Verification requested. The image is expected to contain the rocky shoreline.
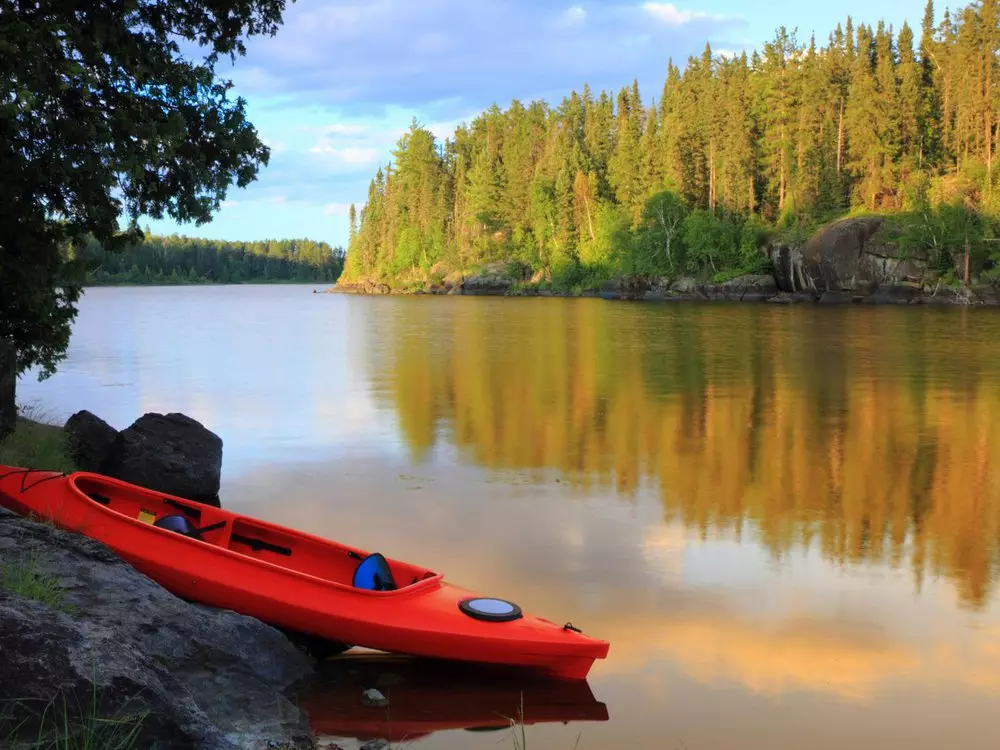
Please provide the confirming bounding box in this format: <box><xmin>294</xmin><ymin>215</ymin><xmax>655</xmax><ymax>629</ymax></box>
<box><xmin>0</xmin><ymin>506</ymin><xmax>318</xmax><ymax>750</ymax></box>
<box><xmin>0</xmin><ymin>410</ymin><xmax>327</xmax><ymax>749</ymax></box>
<box><xmin>329</xmin><ymin>216</ymin><xmax>1000</xmax><ymax>307</ymax></box>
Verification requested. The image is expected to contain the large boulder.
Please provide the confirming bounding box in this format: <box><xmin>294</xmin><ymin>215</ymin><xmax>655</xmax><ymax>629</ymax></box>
<box><xmin>105</xmin><ymin>413</ymin><xmax>223</xmax><ymax>505</ymax></box>
<box><xmin>0</xmin><ymin>508</ymin><xmax>316</xmax><ymax>749</ymax></box>
<box><xmin>64</xmin><ymin>410</ymin><xmax>119</xmax><ymax>472</ymax></box>
<box><xmin>767</xmin><ymin>217</ymin><xmax>930</xmax><ymax>295</ymax></box>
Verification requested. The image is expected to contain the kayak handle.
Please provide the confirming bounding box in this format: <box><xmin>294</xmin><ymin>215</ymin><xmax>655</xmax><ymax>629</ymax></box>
<box><xmin>563</xmin><ymin>622</ymin><xmax>583</xmax><ymax>633</ymax></box>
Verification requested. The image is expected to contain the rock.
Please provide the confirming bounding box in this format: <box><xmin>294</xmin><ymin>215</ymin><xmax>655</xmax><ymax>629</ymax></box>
<box><xmin>0</xmin><ymin>508</ymin><xmax>316</xmax><ymax>749</ymax></box>
<box><xmin>718</xmin><ymin>274</ymin><xmax>779</xmax><ymax>302</ymax></box>
<box><xmin>702</xmin><ymin>284</ymin><xmax>730</xmax><ymax>301</ymax></box>
<box><xmin>460</xmin><ymin>263</ymin><xmax>512</xmax><ymax>296</ymax></box>
<box><xmin>767</xmin><ymin>243</ymin><xmax>804</xmax><ymax>293</ymax></box>
<box><xmin>105</xmin><ymin>413</ymin><xmax>223</xmax><ymax>505</ymax></box>
<box><xmin>969</xmin><ymin>284</ymin><xmax>1000</xmax><ymax>306</ymax></box>
<box><xmin>862</xmin><ymin>283</ymin><xmax>923</xmax><ymax>305</ymax></box>
<box><xmin>64</xmin><ymin>410</ymin><xmax>119</xmax><ymax>472</ymax></box>
<box><xmin>331</xmin><ymin>281</ymin><xmax>391</xmax><ymax>295</ymax></box>
<box><xmin>921</xmin><ymin>285</ymin><xmax>968</xmax><ymax>306</ymax></box>
<box><xmin>767</xmin><ymin>217</ymin><xmax>930</xmax><ymax>296</ymax></box>
<box><xmin>599</xmin><ymin>277</ymin><xmax>649</xmax><ymax>301</ymax></box>
<box><xmin>669</xmin><ymin>277</ymin><xmax>701</xmax><ymax>295</ymax></box>
<box><xmin>361</xmin><ymin>688</ymin><xmax>388</xmax><ymax>708</ymax></box>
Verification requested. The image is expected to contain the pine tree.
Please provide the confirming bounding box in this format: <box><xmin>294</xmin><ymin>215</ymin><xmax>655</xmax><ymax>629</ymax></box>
<box><xmin>341</xmin><ymin>1</ymin><xmax>1000</xmax><ymax>284</ymax></box>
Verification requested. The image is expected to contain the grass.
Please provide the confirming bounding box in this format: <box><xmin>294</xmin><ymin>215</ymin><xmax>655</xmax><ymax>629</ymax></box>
<box><xmin>503</xmin><ymin>693</ymin><xmax>583</xmax><ymax>750</ymax></box>
<box><xmin>0</xmin><ymin>404</ymin><xmax>75</xmax><ymax>474</ymax></box>
<box><xmin>0</xmin><ymin>548</ymin><xmax>66</xmax><ymax>611</ymax></box>
<box><xmin>2</xmin><ymin>680</ymin><xmax>148</xmax><ymax>750</ymax></box>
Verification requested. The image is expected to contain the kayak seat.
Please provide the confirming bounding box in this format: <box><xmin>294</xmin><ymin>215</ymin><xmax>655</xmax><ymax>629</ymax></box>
<box><xmin>352</xmin><ymin>552</ymin><xmax>397</xmax><ymax>591</ymax></box>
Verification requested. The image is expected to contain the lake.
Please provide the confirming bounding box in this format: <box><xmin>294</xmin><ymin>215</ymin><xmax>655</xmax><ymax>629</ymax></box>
<box><xmin>17</xmin><ymin>284</ymin><xmax>1000</xmax><ymax>750</ymax></box>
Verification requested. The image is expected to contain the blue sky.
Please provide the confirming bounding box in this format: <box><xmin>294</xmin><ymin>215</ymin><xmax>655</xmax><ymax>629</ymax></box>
<box><xmin>142</xmin><ymin>0</ymin><xmax>929</xmax><ymax>249</ymax></box>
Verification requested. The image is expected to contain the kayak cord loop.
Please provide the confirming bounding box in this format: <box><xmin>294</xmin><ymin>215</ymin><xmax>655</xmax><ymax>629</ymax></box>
<box><xmin>563</xmin><ymin>622</ymin><xmax>583</xmax><ymax>633</ymax></box>
<box><xmin>0</xmin><ymin>467</ymin><xmax>68</xmax><ymax>493</ymax></box>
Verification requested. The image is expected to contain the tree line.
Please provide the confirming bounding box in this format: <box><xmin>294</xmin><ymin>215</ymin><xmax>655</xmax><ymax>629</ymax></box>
<box><xmin>343</xmin><ymin>0</ymin><xmax>1000</xmax><ymax>289</ymax></box>
<box><xmin>73</xmin><ymin>233</ymin><xmax>345</xmax><ymax>285</ymax></box>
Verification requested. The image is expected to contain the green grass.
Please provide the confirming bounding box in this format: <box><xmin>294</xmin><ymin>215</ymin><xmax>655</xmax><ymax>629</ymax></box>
<box><xmin>0</xmin><ymin>548</ymin><xmax>65</xmax><ymax>611</ymax></box>
<box><xmin>0</xmin><ymin>405</ymin><xmax>75</xmax><ymax>474</ymax></box>
<box><xmin>3</xmin><ymin>681</ymin><xmax>148</xmax><ymax>750</ymax></box>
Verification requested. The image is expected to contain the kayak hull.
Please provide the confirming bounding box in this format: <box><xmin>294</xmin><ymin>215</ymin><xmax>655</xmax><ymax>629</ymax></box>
<box><xmin>0</xmin><ymin>466</ymin><xmax>609</xmax><ymax>680</ymax></box>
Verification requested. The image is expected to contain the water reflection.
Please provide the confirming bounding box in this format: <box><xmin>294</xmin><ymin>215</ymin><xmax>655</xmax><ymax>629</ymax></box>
<box><xmin>300</xmin><ymin>653</ymin><xmax>608</xmax><ymax>745</ymax></box>
<box><xmin>17</xmin><ymin>288</ymin><xmax>1000</xmax><ymax>748</ymax></box>
<box><xmin>364</xmin><ymin>300</ymin><xmax>1000</xmax><ymax>610</ymax></box>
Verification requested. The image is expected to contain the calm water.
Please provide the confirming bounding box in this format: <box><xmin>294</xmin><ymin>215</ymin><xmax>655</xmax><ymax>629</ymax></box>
<box><xmin>17</xmin><ymin>285</ymin><xmax>1000</xmax><ymax>750</ymax></box>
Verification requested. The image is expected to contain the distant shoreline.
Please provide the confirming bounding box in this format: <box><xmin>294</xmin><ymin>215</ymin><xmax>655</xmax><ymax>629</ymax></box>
<box><xmin>82</xmin><ymin>279</ymin><xmax>327</xmax><ymax>289</ymax></box>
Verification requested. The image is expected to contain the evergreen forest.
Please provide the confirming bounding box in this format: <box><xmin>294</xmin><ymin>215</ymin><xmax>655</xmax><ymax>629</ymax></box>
<box><xmin>342</xmin><ymin>1</ymin><xmax>1000</xmax><ymax>290</ymax></box>
<box><xmin>75</xmin><ymin>234</ymin><xmax>345</xmax><ymax>285</ymax></box>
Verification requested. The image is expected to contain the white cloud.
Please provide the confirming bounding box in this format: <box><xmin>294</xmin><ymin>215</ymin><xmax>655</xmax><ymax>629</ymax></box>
<box><xmin>323</xmin><ymin>202</ymin><xmax>353</xmax><ymax>217</ymax></box>
<box><xmin>267</xmin><ymin>195</ymin><xmax>287</xmax><ymax>205</ymax></box>
<box><xmin>641</xmin><ymin>2</ymin><xmax>722</xmax><ymax>25</ymax></box>
<box><xmin>562</xmin><ymin>5</ymin><xmax>587</xmax><ymax>25</ymax></box>
<box><xmin>261</xmin><ymin>138</ymin><xmax>287</xmax><ymax>155</ymax></box>
<box><xmin>230</xmin><ymin>0</ymin><xmax>746</xmax><ymax>109</ymax></box>
<box><xmin>308</xmin><ymin>144</ymin><xmax>380</xmax><ymax>165</ymax></box>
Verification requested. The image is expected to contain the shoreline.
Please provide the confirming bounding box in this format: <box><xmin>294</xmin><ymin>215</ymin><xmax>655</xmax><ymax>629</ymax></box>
<box><xmin>328</xmin><ymin>217</ymin><xmax>1000</xmax><ymax>308</ymax></box>
<box><xmin>328</xmin><ymin>275</ymin><xmax>1000</xmax><ymax>307</ymax></box>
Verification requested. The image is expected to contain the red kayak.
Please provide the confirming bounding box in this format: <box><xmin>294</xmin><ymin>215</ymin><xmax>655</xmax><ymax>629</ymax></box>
<box><xmin>0</xmin><ymin>466</ymin><xmax>609</xmax><ymax>680</ymax></box>
<box><xmin>302</xmin><ymin>653</ymin><xmax>609</xmax><ymax>743</ymax></box>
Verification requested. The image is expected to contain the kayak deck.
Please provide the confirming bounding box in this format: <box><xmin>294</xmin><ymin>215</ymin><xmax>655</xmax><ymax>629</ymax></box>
<box><xmin>71</xmin><ymin>474</ymin><xmax>439</xmax><ymax>591</ymax></box>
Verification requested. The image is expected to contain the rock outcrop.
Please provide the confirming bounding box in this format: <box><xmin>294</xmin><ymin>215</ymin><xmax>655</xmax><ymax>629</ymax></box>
<box><xmin>330</xmin><ymin>280</ymin><xmax>392</xmax><ymax>295</ymax></box>
<box><xmin>103</xmin><ymin>413</ymin><xmax>224</xmax><ymax>506</ymax></box>
<box><xmin>0</xmin><ymin>507</ymin><xmax>316</xmax><ymax>750</ymax></box>
<box><xmin>600</xmin><ymin>274</ymin><xmax>779</xmax><ymax>303</ymax></box>
<box><xmin>458</xmin><ymin>263</ymin><xmax>514</xmax><ymax>296</ymax></box>
<box><xmin>64</xmin><ymin>409</ymin><xmax>118</xmax><ymax>472</ymax></box>
<box><xmin>767</xmin><ymin>216</ymin><xmax>930</xmax><ymax>296</ymax></box>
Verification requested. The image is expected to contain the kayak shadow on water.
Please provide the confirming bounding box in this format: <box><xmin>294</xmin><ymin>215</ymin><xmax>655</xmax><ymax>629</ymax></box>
<box><xmin>299</xmin><ymin>652</ymin><xmax>610</xmax><ymax>745</ymax></box>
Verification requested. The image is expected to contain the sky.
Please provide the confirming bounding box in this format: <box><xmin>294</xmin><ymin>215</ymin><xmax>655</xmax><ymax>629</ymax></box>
<box><xmin>141</xmin><ymin>0</ymin><xmax>930</xmax><ymax>250</ymax></box>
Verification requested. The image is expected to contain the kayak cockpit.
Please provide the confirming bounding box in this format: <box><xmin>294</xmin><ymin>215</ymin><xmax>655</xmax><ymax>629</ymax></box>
<box><xmin>69</xmin><ymin>474</ymin><xmax>439</xmax><ymax>593</ymax></box>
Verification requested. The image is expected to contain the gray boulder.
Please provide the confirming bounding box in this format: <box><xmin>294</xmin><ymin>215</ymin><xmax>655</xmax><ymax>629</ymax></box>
<box><xmin>0</xmin><ymin>508</ymin><xmax>316</xmax><ymax>750</ymax></box>
<box><xmin>105</xmin><ymin>413</ymin><xmax>223</xmax><ymax>505</ymax></box>
<box><xmin>64</xmin><ymin>409</ymin><xmax>119</xmax><ymax>472</ymax></box>
<box><xmin>767</xmin><ymin>217</ymin><xmax>930</xmax><ymax>295</ymax></box>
